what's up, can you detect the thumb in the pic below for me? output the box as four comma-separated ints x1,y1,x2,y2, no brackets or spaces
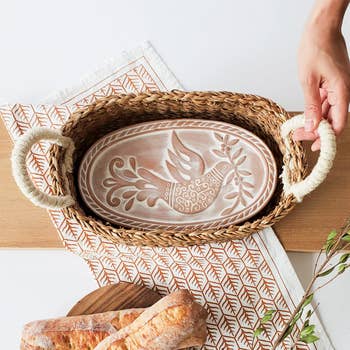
302,78,322,132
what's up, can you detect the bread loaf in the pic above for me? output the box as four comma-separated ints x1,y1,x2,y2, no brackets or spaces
20,308,143,350
20,290,207,350
95,290,208,350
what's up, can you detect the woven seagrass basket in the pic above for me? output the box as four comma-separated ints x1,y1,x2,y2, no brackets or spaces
12,91,337,246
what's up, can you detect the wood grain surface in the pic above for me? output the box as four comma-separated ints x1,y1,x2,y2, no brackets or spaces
67,282,161,316
0,125,60,248
275,113,350,251
1,115,349,251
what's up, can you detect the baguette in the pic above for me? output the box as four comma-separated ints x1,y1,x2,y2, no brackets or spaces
94,290,208,350
21,309,143,350
21,290,207,350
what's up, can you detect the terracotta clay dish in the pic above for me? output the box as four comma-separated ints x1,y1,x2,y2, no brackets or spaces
78,119,277,231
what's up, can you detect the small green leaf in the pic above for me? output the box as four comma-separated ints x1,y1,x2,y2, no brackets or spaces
325,242,334,255
327,230,337,241
261,314,272,324
306,310,312,319
317,266,335,277
341,234,350,242
261,310,276,324
300,334,320,344
338,263,347,274
339,253,350,264
323,230,338,254
253,327,264,337
301,294,313,309
300,325,316,338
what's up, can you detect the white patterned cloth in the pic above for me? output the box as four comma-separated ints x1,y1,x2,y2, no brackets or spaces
0,42,332,350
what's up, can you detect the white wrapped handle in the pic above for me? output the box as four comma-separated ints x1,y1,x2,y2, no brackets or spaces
281,114,336,202
11,127,75,209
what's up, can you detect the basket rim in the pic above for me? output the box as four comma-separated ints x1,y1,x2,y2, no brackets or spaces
49,90,307,247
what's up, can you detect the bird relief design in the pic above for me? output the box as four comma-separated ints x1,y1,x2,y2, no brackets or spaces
102,131,256,217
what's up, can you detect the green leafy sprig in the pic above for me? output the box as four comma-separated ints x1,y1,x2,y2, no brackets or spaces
254,219,350,349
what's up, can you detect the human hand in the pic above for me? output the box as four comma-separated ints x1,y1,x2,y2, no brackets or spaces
295,18,350,151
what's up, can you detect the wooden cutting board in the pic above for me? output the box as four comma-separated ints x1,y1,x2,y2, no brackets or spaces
67,282,161,316
1,114,349,251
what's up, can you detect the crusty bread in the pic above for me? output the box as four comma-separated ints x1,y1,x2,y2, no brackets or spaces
95,290,208,350
20,309,143,350
20,290,207,350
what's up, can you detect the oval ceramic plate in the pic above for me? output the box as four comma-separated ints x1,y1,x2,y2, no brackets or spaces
78,119,277,231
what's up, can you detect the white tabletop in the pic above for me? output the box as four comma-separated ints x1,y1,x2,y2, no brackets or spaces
0,0,349,348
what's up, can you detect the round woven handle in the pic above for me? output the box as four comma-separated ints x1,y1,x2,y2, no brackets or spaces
11,127,75,209
281,114,336,202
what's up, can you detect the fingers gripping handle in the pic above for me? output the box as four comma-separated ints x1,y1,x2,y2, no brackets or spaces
11,127,75,209
281,114,336,202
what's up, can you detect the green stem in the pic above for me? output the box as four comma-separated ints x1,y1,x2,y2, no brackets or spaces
273,220,350,348
290,303,320,349
313,249,323,275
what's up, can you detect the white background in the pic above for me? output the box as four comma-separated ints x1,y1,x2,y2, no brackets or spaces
0,0,349,349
